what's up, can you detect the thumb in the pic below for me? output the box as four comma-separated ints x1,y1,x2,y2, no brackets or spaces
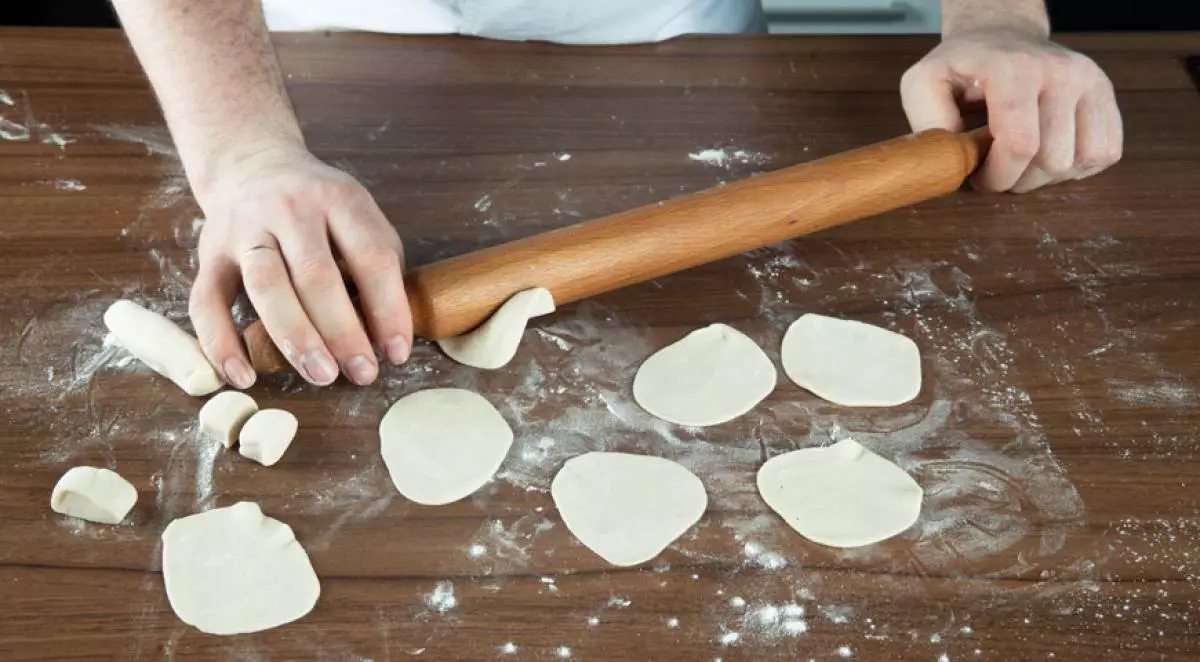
900,62,965,134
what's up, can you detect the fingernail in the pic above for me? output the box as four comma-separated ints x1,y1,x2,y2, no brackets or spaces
223,358,257,390
301,349,339,385
343,354,378,386
385,336,410,364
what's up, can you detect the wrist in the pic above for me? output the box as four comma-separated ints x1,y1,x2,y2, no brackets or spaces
941,0,1050,40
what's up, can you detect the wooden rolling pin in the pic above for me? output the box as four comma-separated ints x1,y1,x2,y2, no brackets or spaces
245,127,989,373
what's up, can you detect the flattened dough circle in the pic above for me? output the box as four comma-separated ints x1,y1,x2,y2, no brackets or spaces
551,452,707,567
162,501,320,635
757,439,923,548
437,287,555,369
633,323,776,426
781,314,921,407
379,388,514,505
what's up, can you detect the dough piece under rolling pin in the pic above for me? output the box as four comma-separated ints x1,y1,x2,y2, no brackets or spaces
50,466,138,524
238,409,298,467
199,391,259,449
103,299,223,396
436,287,555,369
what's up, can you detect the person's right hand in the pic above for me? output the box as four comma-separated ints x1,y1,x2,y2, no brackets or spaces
189,140,413,389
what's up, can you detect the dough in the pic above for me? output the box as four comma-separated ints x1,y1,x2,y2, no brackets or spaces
551,452,707,567
379,388,513,505
198,391,259,449
437,287,555,369
633,323,776,426
162,501,320,635
103,299,223,396
780,314,921,407
756,439,922,548
50,466,137,524
238,409,298,467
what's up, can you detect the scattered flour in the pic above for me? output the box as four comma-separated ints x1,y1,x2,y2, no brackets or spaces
423,581,457,614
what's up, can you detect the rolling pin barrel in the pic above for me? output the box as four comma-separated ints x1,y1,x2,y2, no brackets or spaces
245,128,986,374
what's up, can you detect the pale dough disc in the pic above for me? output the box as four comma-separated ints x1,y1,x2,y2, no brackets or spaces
551,452,707,567
379,388,514,505
757,439,923,548
162,501,320,635
632,323,776,426
780,313,921,407
437,287,555,369
50,466,137,525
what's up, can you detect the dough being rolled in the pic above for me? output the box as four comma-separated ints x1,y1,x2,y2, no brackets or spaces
780,313,921,407
238,409,298,467
757,439,922,548
162,501,320,635
50,466,137,524
103,299,223,396
199,391,259,449
437,288,555,369
551,452,707,567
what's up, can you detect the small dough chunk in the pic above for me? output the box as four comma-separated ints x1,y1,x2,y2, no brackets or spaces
238,409,298,467
551,452,707,567
757,439,922,548
103,299,223,396
633,323,776,426
437,287,555,369
50,466,137,524
379,388,513,505
781,313,921,407
162,501,320,635
199,391,259,449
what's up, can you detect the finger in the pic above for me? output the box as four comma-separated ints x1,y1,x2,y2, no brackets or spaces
972,72,1041,192
328,193,414,365
275,221,379,385
189,256,256,389
240,241,340,386
1012,87,1078,193
900,61,966,133
1073,81,1123,181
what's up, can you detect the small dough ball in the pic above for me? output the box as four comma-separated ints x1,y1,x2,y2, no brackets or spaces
162,501,320,635
198,391,259,449
103,299,223,396
757,439,922,548
633,323,776,426
238,409,298,467
781,313,921,407
379,388,513,505
50,466,137,524
551,452,707,567
437,287,555,369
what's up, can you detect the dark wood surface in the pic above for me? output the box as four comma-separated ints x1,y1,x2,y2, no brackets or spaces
1,28,1198,661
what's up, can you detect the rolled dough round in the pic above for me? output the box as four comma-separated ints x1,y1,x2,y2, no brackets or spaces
379,388,514,505
756,439,923,548
781,314,921,407
632,323,776,426
50,466,137,525
198,391,259,449
103,299,223,396
238,409,298,467
162,501,320,635
551,452,707,567
437,287,555,369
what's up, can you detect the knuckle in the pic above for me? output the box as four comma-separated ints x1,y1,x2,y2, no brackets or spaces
290,255,341,287
356,246,402,274
1040,148,1074,175
1005,132,1040,161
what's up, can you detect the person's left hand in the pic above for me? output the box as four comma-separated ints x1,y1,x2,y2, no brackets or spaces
900,25,1123,194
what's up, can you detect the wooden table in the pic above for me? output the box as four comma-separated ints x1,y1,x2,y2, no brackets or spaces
0,28,1198,661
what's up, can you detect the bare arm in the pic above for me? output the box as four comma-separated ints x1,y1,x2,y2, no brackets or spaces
111,0,414,389
900,0,1122,193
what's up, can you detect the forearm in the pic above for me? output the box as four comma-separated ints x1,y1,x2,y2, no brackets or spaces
111,0,303,197
941,0,1050,38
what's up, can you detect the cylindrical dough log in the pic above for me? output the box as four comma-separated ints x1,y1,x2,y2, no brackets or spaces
199,391,259,449
103,299,223,396
50,466,138,525
238,409,299,467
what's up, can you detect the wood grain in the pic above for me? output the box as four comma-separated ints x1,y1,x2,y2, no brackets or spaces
0,29,1198,662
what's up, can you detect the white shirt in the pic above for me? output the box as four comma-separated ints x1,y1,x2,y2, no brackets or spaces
262,0,765,44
